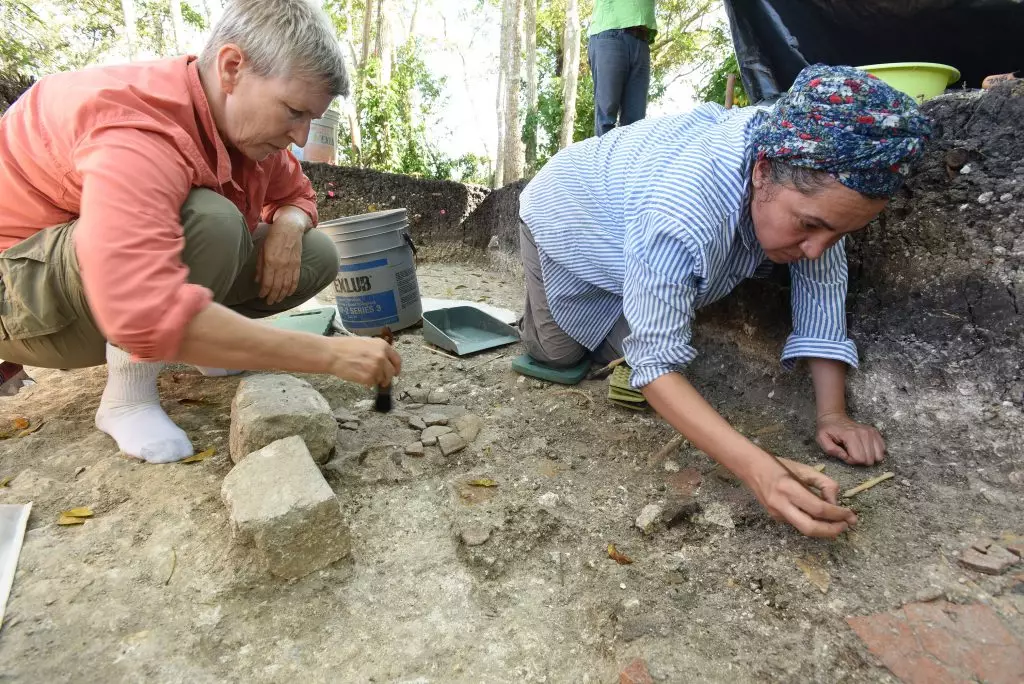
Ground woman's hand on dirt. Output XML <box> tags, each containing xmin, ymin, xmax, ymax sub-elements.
<box><xmin>816</xmin><ymin>412</ymin><xmax>886</xmax><ymax>466</ymax></box>
<box><xmin>748</xmin><ymin>456</ymin><xmax>858</xmax><ymax>538</ymax></box>
<box><xmin>327</xmin><ymin>337</ymin><xmax>402</xmax><ymax>388</ymax></box>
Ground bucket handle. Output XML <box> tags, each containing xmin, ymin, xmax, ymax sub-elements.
<box><xmin>402</xmin><ymin>231</ymin><xmax>418</xmax><ymax>257</ymax></box>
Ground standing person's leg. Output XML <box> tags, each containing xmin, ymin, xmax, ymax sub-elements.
<box><xmin>588</xmin><ymin>30</ymin><xmax>630</xmax><ymax>136</ymax></box>
<box><xmin>518</xmin><ymin>222</ymin><xmax>587</xmax><ymax>367</ymax></box>
<box><xmin>619</xmin><ymin>33</ymin><xmax>651</xmax><ymax>127</ymax></box>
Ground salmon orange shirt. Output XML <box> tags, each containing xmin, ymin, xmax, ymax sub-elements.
<box><xmin>0</xmin><ymin>56</ymin><xmax>319</xmax><ymax>360</ymax></box>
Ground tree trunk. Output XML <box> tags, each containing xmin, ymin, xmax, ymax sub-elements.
<box><xmin>360</xmin><ymin>0</ymin><xmax>374</xmax><ymax>70</ymax></box>
<box><xmin>408</xmin><ymin>0</ymin><xmax>421</xmax><ymax>42</ymax></box>
<box><xmin>523</xmin><ymin>0</ymin><xmax>538</xmax><ymax>170</ymax></box>
<box><xmin>169</xmin><ymin>0</ymin><xmax>186</xmax><ymax>54</ymax></box>
<box><xmin>500</xmin><ymin>0</ymin><xmax>523</xmax><ymax>185</ymax></box>
<box><xmin>559</xmin><ymin>0</ymin><xmax>581</xmax><ymax>149</ymax></box>
<box><xmin>493</xmin><ymin>0</ymin><xmax>511</xmax><ymax>188</ymax></box>
<box><xmin>375</xmin><ymin>0</ymin><xmax>393</xmax><ymax>85</ymax></box>
<box><xmin>121</xmin><ymin>0</ymin><xmax>138</xmax><ymax>60</ymax></box>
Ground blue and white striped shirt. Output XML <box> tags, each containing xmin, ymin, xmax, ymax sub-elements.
<box><xmin>519</xmin><ymin>103</ymin><xmax>859</xmax><ymax>388</ymax></box>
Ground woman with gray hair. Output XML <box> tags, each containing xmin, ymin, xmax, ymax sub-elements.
<box><xmin>0</xmin><ymin>0</ymin><xmax>401</xmax><ymax>463</ymax></box>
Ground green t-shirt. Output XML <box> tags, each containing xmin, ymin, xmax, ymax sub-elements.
<box><xmin>589</xmin><ymin>0</ymin><xmax>657</xmax><ymax>38</ymax></box>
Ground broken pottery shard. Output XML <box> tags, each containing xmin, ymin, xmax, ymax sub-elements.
<box><xmin>459</xmin><ymin>525</ymin><xmax>491</xmax><ymax>547</ymax></box>
<box><xmin>437</xmin><ymin>432</ymin><xmax>467</xmax><ymax>456</ymax></box>
<box><xmin>427</xmin><ymin>389</ymin><xmax>450</xmax><ymax>405</ymax></box>
<box><xmin>421</xmin><ymin>425</ymin><xmax>453</xmax><ymax>446</ymax></box>
<box><xmin>408</xmin><ymin>415</ymin><xmax>427</xmax><ymax>431</ymax></box>
<box><xmin>959</xmin><ymin>544</ymin><xmax>1020</xmax><ymax>575</ymax></box>
<box><xmin>453</xmin><ymin>414</ymin><xmax>483</xmax><ymax>443</ymax></box>
<box><xmin>423</xmin><ymin>413</ymin><xmax>449</xmax><ymax>427</ymax></box>
<box><xmin>229</xmin><ymin>374</ymin><xmax>335</xmax><ymax>464</ymax></box>
<box><xmin>221</xmin><ymin>436</ymin><xmax>349</xmax><ymax>579</ymax></box>
<box><xmin>635</xmin><ymin>504</ymin><xmax>663</xmax><ymax>534</ymax></box>
<box><xmin>404</xmin><ymin>442</ymin><xmax>425</xmax><ymax>457</ymax></box>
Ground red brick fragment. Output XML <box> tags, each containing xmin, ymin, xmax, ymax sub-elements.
<box><xmin>620</xmin><ymin>657</ymin><xmax>654</xmax><ymax>684</ymax></box>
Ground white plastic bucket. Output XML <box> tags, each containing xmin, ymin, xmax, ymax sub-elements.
<box><xmin>319</xmin><ymin>209</ymin><xmax>422</xmax><ymax>336</ymax></box>
<box><xmin>295</xmin><ymin>108</ymin><xmax>341</xmax><ymax>164</ymax></box>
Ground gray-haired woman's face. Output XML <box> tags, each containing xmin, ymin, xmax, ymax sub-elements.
<box><xmin>750</xmin><ymin>160</ymin><xmax>889</xmax><ymax>264</ymax></box>
<box><xmin>213</xmin><ymin>45</ymin><xmax>334</xmax><ymax>161</ymax></box>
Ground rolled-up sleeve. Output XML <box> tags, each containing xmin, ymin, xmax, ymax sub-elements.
<box><xmin>782</xmin><ymin>237</ymin><xmax>859</xmax><ymax>369</ymax></box>
<box><xmin>622</xmin><ymin>211</ymin><xmax>701</xmax><ymax>389</ymax></box>
<box><xmin>260</xmin><ymin>150</ymin><xmax>318</xmax><ymax>226</ymax></box>
<box><xmin>73</xmin><ymin>127</ymin><xmax>213</xmax><ymax>361</ymax></box>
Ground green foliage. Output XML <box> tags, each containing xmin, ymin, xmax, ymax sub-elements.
<box><xmin>697</xmin><ymin>52</ymin><xmax>749</xmax><ymax>108</ymax></box>
<box><xmin>339</xmin><ymin>38</ymin><xmax>488</xmax><ymax>184</ymax></box>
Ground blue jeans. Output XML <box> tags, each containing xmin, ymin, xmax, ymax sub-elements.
<box><xmin>588</xmin><ymin>29</ymin><xmax>651</xmax><ymax>137</ymax></box>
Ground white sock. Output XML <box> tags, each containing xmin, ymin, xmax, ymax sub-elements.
<box><xmin>95</xmin><ymin>344</ymin><xmax>194</xmax><ymax>464</ymax></box>
<box><xmin>194</xmin><ymin>366</ymin><xmax>243</xmax><ymax>377</ymax></box>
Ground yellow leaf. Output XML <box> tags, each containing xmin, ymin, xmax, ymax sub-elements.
<box><xmin>813</xmin><ymin>464</ymin><xmax>826</xmax><ymax>472</ymax></box>
<box><xmin>12</xmin><ymin>417</ymin><xmax>29</xmax><ymax>430</ymax></box>
<box><xmin>62</xmin><ymin>507</ymin><xmax>93</xmax><ymax>518</ymax></box>
<box><xmin>16</xmin><ymin>420</ymin><xmax>44</xmax><ymax>437</ymax></box>
<box><xmin>467</xmin><ymin>478</ymin><xmax>497</xmax><ymax>488</ymax></box>
<box><xmin>795</xmin><ymin>557</ymin><xmax>831</xmax><ymax>594</ymax></box>
<box><xmin>0</xmin><ymin>476</ymin><xmax>10</xmax><ymax>487</ymax></box>
<box><xmin>607</xmin><ymin>543</ymin><xmax>634</xmax><ymax>565</ymax></box>
<box><xmin>181</xmin><ymin>448</ymin><xmax>215</xmax><ymax>464</ymax></box>
<box><xmin>57</xmin><ymin>514</ymin><xmax>86</xmax><ymax>526</ymax></box>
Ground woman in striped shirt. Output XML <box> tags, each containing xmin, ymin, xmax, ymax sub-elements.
<box><xmin>518</xmin><ymin>64</ymin><xmax>931</xmax><ymax>538</ymax></box>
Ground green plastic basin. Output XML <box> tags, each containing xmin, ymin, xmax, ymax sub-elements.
<box><xmin>857</xmin><ymin>62</ymin><xmax>961</xmax><ymax>103</ymax></box>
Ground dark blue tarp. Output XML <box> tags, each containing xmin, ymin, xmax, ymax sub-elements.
<box><xmin>723</xmin><ymin>0</ymin><xmax>1024</xmax><ymax>103</ymax></box>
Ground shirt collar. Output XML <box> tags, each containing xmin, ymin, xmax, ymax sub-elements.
<box><xmin>185</xmin><ymin>56</ymin><xmax>236</xmax><ymax>188</ymax></box>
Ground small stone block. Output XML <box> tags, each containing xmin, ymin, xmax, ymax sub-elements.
<box><xmin>341</xmin><ymin>421</ymin><xmax>359</xmax><ymax>431</ymax></box>
<box><xmin>662</xmin><ymin>498</ymin><xmax>701</xmax><ymax>528</ymax></box>
<box><xmin>421</xmin><ymin>425</ymin><xmax>453</xmax><ymax>446</ymax></box>
<box><xmin>408</xmin><ymin>416</ymin><xmax>427</xmax><ymax>431</ymax></box>
<box><xmin>423</xmin><ymin>413</ymin><xmax>449</xmax><ymax>426</ymax></box>
<box><xmin>635</xmin><ymin>504</ymin><xmax>663</xmax><ymax>534</ymax></box>
<box><xmin>221</xmin><ymin>436</ymin><xmax>349</xmax><ymax>579</ymax></box>
<box><xmin>459</xmin><ymin>526</ymin><xmax>491</xmax><ymax>547</ymax></box>
<box><xmin>438</xmin><ymin>432</ymin><xmax>467</xmax><ymax>456</ymax></box>
<box><xmin>230</xmin><ymin>374</ymin><xmax>336</xmax><ymax>464</ymax></box>
<box><xmin>404</xmin><ymin>442</ymin><xmax>425</xmax><ymax>457</ymax></box>
<box><xmin>402</xmin><ymin>388</ymin><xmax>430</xmax><ymax>403</ymax></box>
<box><xmin>427</xmin><ymin>389</ymin><xmax>450</xmax><ymax>404</ymax></box>
<box><xmin>332</xmin><ymin>409</ymin><xmax>359</xmax><ymax>424</ymax></box>
<box><xmin>453</xmin><ymin>414</ymin><xmax>483</xmax><ymax>442</ymax></box>
<box><xmin>404</xmin><ymin>403</ymin><xmax>425</xmax><ymax>410</ymax></box>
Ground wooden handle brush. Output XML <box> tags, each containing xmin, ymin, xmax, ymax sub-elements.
<box><xmin>374</xmin><ymin>326</ymin><xmax>395</xmax><ymax>413</ymax></box>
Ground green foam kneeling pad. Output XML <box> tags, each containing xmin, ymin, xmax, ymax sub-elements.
<box><xmin>511</xmin><ymin>354</ymin><xmax>590</xmax><ymax>385</ymax></box>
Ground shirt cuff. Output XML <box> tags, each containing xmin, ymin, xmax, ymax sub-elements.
<box><xmin>130</xmin><ymin>283</ymin><xmax>213</xmax><ymax>361</ymax></box>
<box><xmin>629</xmin><ymin>354</ymin><xmax>699</xmax><ymax>389</ymax></box>
<box><xmin>263</xmin><ymin>198</ymin><xmax>318</xmax><ymax>228</ymax></box>
<box><xmin>780</xmin><ymin>335</ymin><xmax>859</xmax><ymax>371</ymax></box>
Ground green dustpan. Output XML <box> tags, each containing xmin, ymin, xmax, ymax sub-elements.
<box><xmin>422</xmin><ymin>306</ymin><xmax>520</xmax><ymax>356</ymax></box>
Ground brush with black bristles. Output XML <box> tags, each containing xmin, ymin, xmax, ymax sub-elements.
<box><xmin>374</xmin><ymin>326</ymin><xmax>395</xmax><ymax>413</ymax></box>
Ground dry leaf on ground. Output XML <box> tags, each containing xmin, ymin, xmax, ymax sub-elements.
<box><xmin>0</xmin><ymin>476</ymin><xmax>11</xmax><ymax>487</ymax></box>
<box><xmin>181</xmin><ymin>448</ymin><xmax>216</xmax><ymax>464</ymax></box>
<box><xmin>57</xmin><ymin>515</ymin><xmax>86</xmax><ymax>526</ymax></box>
<box><xmin>12</xmin><ymin>417</ymin><xmax>29</xmax><ymax>430</ymax></box>
<box><xmin>467</xmin><ymin>478</ymin><xmax>498</xmax><ymax>488</ymax></box>
<box><xmin>62</xmin><ymin>507</ymin><xmax>93</xmax><ymax>518</ymax></box>
<box><xmin>795</xmin><ymin>557</ymin><xmax>831</xmax><ymax>593</ymax></box>
<box><xmin>607</xmin><ymin>544</ymin><xmax>634</xmax><ymax>565</ymax></box>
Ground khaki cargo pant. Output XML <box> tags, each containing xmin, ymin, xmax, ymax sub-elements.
<box><xmin>0</xmin><ymin>189</ymin><xmax>338</xmax><ymax>369</ymax></box>
<box><xmin>519</xmin><ymin>221</ymin><xmax>629</xmax><ymax>367</ymax></box>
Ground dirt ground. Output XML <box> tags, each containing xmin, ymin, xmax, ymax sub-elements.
<box><xmin>0</xmin><ymin>260</ymin><xmax>1021</xmax><ymax>683</ymax></box>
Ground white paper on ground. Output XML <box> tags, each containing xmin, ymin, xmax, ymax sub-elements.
<box><xmin>0</xmin><ymin>503</ymin><xmax>31</xmax><ymax>628</ymax></box>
